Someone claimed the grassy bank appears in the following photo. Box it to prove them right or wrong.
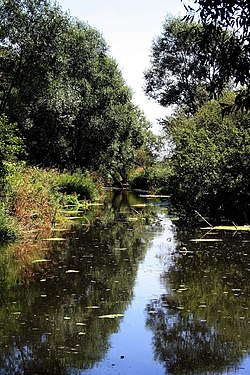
[0,163,102,242]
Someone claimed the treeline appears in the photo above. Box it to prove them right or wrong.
[139,4,250,224]
[0,0,158,240]
[0,0,154,183]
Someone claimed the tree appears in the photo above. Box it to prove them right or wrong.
[144,16,241,114]
[184,0,250,110]
[0,0,150,180]
[164,92,250,222]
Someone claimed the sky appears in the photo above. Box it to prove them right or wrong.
[57,0,189,133]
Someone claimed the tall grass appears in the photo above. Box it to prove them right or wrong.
[1,163,101,242]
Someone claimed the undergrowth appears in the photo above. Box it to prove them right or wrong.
[0,163,101,242]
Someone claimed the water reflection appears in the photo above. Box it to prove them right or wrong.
[146,228,250,374]
[0,191,157,374]
[2,191,250,374]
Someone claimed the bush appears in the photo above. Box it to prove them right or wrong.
[0,115,23,182]
[129,163,173,192]
[165,92,250,222]
[0,203,17,241]
[57,170,99,200]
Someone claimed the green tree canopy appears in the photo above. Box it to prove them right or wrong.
[144,16,242,114]
[0,0,150,180]
[164,92,250,222]
[185,0,250,110]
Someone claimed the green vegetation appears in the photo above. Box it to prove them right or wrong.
[143,9,250,223]
[0,0,156,241]
[1,163,101,241]
[164,92,250,222]
[144,16,237,113]
[1,0,249,235]
[0,0,151,180]
[185,0,250,111]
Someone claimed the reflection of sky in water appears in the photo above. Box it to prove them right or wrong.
[227,357,250,375]
[2,194,250,374]
[83,217,175,375]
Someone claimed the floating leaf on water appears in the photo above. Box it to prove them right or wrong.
[43,238,66,241]
[139,194,170,198]
[190,238,223,242]
[66,270,79,274]
[31,259,51,264]
[98,314,124,319]
[201,225,250,231]
[67,216,87,220]
[130,204,148,208]
[87,306,99,309]
[60,210,86,214]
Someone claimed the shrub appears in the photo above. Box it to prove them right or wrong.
[129,164,173,193]
[57,170,99,200]
[0,203,17,241]
[165,92,250,222]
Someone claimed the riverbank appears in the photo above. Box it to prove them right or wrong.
[0,163,102,242]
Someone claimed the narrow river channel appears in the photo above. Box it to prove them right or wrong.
[1,191,250,374]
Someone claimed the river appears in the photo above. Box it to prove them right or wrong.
[0,190,250,374]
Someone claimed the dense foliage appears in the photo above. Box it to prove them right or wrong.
[0,115,22,182]
[0,0,150,182]
[185,0,250,110]
[164,92,250,222]
[144,16,239,113]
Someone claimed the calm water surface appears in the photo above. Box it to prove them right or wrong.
[1,191,250,374]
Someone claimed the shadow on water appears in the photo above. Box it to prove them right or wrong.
[1,191,250,374]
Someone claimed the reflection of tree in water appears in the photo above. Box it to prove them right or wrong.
[0,192,157,374]
[146,298,243,374]
[146,229,250,374]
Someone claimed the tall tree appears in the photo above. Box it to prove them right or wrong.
[144,16,241,113]
[0,0,149,178]
[184,0,250,110]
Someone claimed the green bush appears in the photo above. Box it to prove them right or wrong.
[165,92,250,222]
[57,170,99,200]
[129,163,173,192]
[0,203,17,242]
